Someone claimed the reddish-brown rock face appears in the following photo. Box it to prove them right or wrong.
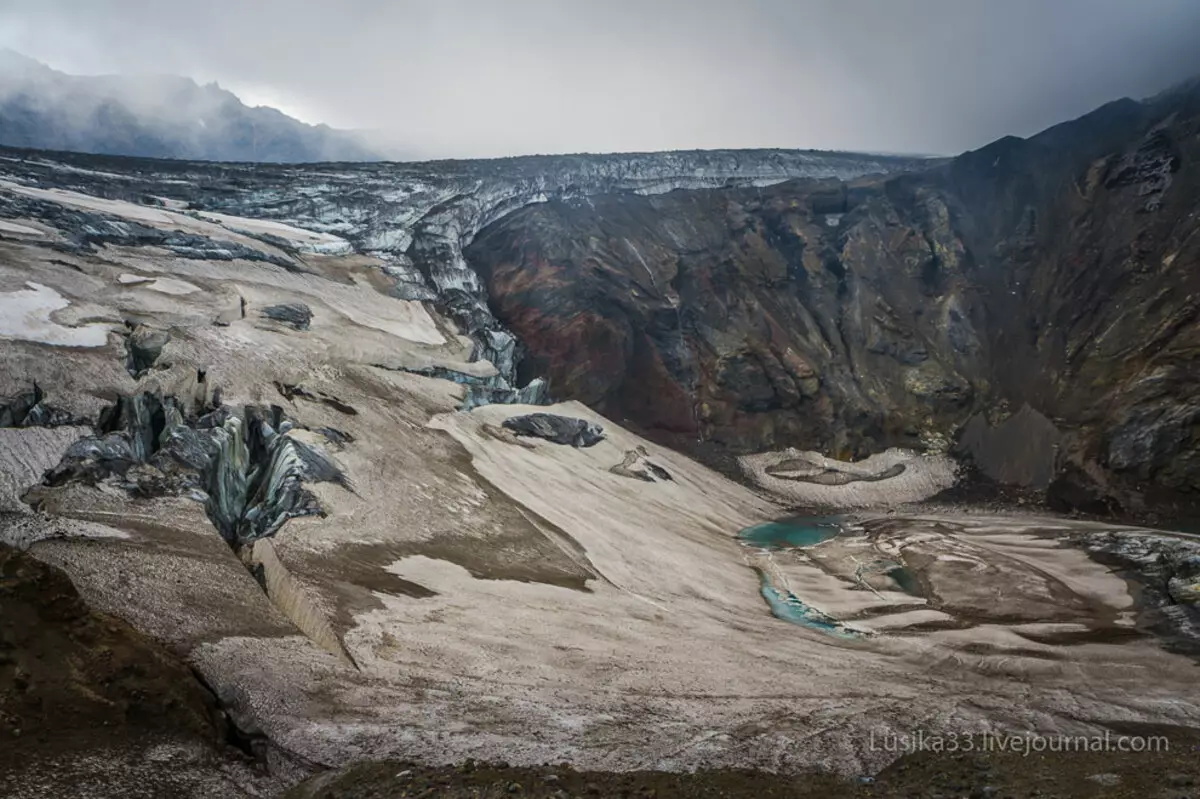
[469,182,989,458]
[467,83,1200,507]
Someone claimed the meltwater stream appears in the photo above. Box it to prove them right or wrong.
[738,516,858,637]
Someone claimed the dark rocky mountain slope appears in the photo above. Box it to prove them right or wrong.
[464,80,1200,513]
[0,49,379,163]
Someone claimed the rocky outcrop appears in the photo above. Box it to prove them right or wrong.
[0,541,223,749]
[465,179,990,459]
[956,405,1062,489]
[1048,464,1122,516]
[262,303,313,331]
[502,413,605,447]
[0,539,280,796]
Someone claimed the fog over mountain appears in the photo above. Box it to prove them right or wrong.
[2,0,1200,159]
[0,49,382,162]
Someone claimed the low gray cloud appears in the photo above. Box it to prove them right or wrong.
[2,0,1199,159]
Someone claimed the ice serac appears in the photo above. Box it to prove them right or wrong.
[38,390,346,546]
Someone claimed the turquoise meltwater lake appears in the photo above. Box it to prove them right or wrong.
[756,572,849,636]
[738,516,857,637]
[738,516,843,549]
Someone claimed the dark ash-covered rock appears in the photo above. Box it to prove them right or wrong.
[0,384,84,428]
[0,541,226,751]
[262,303,313,331]
[956,405,1062,489]
[124,325,171,378]
[1047,464,1122,516]
[464,79,1200,507]
[502,414,605,448]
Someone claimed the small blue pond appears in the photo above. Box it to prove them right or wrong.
[738,516,843,550]
[757,572,851,636]
[738,516,858,637]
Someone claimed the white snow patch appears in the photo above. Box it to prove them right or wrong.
[118,273,199,295]
[0,282,113,347]
[147,277,201,295]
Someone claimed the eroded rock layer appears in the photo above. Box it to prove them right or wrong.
[0,541,274,796]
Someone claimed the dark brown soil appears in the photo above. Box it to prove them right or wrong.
[0,540,246,783]
[284,729,1200,798]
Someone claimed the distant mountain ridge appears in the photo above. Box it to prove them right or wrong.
[0,49,383,163]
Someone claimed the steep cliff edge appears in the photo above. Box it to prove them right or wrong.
[464,82,1200,511]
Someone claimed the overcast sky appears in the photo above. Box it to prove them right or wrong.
[1,0,1199,160]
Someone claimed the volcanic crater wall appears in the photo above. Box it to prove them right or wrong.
[463,85,1200,507]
